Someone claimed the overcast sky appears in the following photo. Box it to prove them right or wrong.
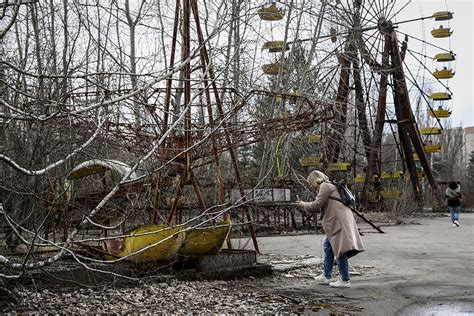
[399,0,473,128]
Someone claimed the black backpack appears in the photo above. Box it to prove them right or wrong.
[329,181,357,208]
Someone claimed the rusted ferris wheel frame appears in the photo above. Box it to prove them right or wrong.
[329,1,443,208]
[389,28,442,206]
[355,16,442,207]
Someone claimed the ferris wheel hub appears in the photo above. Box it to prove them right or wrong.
[377,17,392,34]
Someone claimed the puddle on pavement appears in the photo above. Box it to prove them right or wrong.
[398,284,469,298]
[311,308,332,316]
[397,299,474,315]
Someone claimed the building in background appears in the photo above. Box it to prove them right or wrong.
[464,127,474,166]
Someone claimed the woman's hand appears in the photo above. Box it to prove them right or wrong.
[297,201,308,209]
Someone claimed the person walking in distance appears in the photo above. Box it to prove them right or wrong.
[297,170,365,288]
[445,181,462,227]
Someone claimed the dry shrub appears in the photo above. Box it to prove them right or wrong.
[382,185,420,221]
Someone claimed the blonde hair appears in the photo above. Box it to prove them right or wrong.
[307,170,329,187]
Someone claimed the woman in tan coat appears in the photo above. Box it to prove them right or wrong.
[298,170,364,288]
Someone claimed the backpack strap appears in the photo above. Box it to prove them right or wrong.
[320,186,344,220]
[328,196,354,210]
[327,184,342,204]
[328,196,344,204]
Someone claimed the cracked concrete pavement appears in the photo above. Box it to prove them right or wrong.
[252,212,474,315]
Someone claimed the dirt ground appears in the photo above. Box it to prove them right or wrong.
[3,212,474,315]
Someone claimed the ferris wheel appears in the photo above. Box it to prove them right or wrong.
[255,0,455,206]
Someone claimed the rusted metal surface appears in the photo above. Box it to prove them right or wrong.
[361,34,390,207]
[329,46,351,162]
[191,0,260,253]
[351,2,372,162]
[352,57,372,161]
[196,249,257,273]
[390,30,441,205]
[152,0,181,224]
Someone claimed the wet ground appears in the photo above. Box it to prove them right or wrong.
[250,212,474,315]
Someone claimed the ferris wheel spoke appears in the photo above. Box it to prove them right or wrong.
[354,29,383,70]
[251,0,452,205]
[387,0,411,22]
[381,0,398,21]
[397,30,452,53]
[362,65,377,121]
[403,46,450,92]
[315,63,340,96]
[327,3,354,29]
[359,1,382,28]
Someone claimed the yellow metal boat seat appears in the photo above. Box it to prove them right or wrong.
[104,224,185,262]
[178,219,232,256]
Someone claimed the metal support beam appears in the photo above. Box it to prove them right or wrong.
[390,30,442,206]
[329,46,351,162]
[361,33,390,207]
[190,0,259,253]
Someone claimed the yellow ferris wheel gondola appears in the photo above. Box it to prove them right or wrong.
[380,171,403,179]
[299,155,322,167]
[434,52,455,62]
[429,107,451,118]
[262,63,288,75]
[353,174,378,183]
[301,134,321,144]
[424,142,442,153]
[327,162,351,172]
[354,175,366,183]
[275,92,301,104]
[368,194,378,203]
[380,189,401,198]
[431,11,453,21]
[430,92,451,101]
[420,127,442,135]
[431,26,453,38]
[433,67,455,79]
[257,3,285,21]
[262,41,290,53]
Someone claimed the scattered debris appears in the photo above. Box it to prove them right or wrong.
[6,254,376,314]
